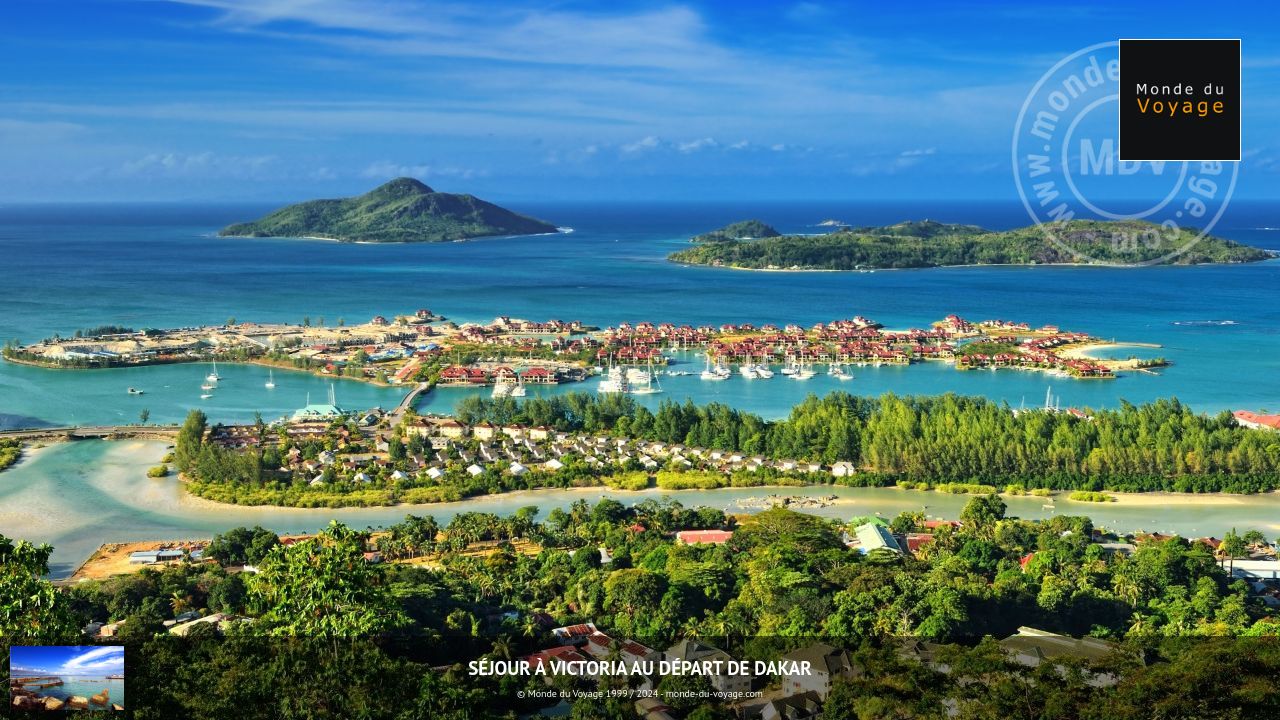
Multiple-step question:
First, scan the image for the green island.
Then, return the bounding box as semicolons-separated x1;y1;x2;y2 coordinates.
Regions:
175;391;1280;509
669;219;1275;269
691;219;781;242
219;177;558;243
4;495;1278;718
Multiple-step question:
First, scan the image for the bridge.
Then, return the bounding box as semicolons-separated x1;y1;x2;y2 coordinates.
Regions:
0;425;180;442
390;382;431;419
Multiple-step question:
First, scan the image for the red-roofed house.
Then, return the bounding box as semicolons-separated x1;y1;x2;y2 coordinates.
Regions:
675;530;734;545
1234;410;1280;431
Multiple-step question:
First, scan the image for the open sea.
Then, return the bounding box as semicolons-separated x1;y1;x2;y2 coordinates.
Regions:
1;200;1278;570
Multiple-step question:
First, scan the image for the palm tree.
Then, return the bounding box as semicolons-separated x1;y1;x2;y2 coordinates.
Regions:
489;635;514;661
170;592;191;616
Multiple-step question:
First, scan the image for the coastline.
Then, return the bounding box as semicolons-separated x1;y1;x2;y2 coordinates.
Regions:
675;258;1273;273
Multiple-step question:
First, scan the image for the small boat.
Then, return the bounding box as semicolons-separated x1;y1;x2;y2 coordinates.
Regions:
829;364;853;381
201;382;216;391
492;380;513;398
265;369;275;389
200;393;213;400
755;365;774;379
205;360;220;383
127;387;144;395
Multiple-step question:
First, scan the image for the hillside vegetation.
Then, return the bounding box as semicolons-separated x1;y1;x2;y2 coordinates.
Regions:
670;219;1273;269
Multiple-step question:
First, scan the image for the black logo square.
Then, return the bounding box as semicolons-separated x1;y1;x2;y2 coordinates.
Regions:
1119;39;1240;161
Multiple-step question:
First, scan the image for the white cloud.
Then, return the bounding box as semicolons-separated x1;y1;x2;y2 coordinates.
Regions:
677;137;718;154
0;118;86;143
61;647;125;675
728;140;750;150
116;151;276;178
849;147;941;176
620;136;661;155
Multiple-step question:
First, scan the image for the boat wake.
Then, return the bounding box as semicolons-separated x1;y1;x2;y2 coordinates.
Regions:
1171;320;1239;327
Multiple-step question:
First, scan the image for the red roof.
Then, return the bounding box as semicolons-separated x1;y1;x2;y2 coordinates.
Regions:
676;529;733;545
524;646;588;670
1234;410;1280;430
905;533;934;553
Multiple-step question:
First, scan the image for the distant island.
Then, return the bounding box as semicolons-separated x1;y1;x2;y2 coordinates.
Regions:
690;219;781;242
669;219;1274;269
219;177;558;243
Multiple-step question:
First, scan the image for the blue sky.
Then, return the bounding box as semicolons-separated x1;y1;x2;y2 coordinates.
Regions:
10;646;124;676
1;0;1277;202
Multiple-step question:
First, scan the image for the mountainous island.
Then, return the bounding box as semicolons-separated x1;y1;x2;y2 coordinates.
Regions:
219;178;558;243
669;219;1274;269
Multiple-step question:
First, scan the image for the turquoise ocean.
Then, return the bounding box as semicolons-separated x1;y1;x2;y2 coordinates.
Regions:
1;200;1278;572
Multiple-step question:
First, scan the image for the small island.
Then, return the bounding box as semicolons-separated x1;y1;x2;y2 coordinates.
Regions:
219;177;558;243
669;219;1274;269
690;219;781;243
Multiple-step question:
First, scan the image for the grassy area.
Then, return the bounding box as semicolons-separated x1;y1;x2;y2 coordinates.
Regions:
1069;490;1117;503
0;439;22;472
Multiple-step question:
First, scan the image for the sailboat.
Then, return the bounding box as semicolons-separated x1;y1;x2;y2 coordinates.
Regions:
265;369;276;389
829;363;853;381
700;355;729;381
206;359;221;383
789;361;816;380
630;358;663;395
509;371;527;397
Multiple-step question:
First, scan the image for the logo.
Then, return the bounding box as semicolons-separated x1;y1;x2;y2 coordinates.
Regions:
1012;41;1237;265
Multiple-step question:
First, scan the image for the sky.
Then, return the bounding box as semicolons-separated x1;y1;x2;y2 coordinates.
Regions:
1;0;1278;202
10;646;125;676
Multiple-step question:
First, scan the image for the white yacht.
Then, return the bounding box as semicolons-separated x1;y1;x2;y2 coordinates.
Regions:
629;360;663;395
789;362;816;380
265;369;276;389
492;379;514;398
509;373;527;397
830;364;854;381
755;364;775;379
597;366;628;393
625;366;652;384
205;360;220;383
699;355;730;381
